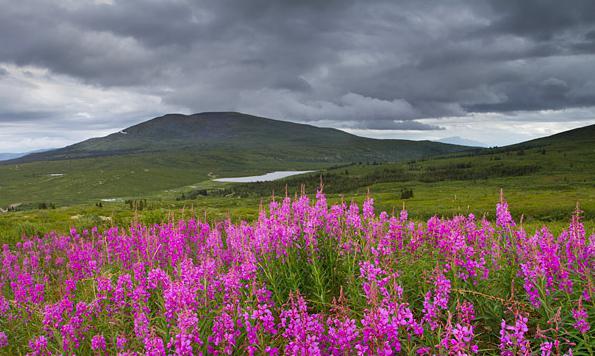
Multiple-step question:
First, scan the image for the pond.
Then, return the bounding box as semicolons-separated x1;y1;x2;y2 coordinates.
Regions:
213;170;315;183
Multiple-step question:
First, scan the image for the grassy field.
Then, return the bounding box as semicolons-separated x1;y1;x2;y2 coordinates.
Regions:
0;150;333;208
1;168;593;246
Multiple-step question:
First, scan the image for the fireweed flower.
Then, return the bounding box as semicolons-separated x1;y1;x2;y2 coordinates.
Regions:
0;192;593;354
362;197;375;220
144;336;166;356
0;331;7;348
540;341;554;356
279;294;324;356
208;304;240;355
439;322;479;354
28;335;48;354
170;309;202;355
116;336;127;350
500;313;531;356
0;295;9;317
457;301;476;325
571;305;589;334
325;316;359;354
422;290;439;331
133;312;150;340
496;197;516;230
91;334;106;352
438;305;479;355
433;272;451;310
357;306;401;355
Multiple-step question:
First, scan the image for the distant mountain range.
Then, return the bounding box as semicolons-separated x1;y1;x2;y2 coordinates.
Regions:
437;136;487;147
0;149;55;162
0;152;24;161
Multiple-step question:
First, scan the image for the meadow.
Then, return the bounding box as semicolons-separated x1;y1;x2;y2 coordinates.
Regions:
0;122;593;354
0;191;592;354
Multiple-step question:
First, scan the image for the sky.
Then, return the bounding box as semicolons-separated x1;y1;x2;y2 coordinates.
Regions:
1;0;595;152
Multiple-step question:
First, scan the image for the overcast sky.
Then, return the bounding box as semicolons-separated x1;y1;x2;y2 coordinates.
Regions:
1;0;595;152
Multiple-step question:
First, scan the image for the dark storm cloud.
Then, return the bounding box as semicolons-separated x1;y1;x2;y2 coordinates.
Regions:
0;110;59;122
485;0;595;40
346;120;444;131
0;0;594;137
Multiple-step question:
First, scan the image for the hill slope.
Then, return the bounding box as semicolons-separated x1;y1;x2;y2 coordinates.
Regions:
511;123;595;148
14;112;468;163
0;112;469;206
205;122;595;222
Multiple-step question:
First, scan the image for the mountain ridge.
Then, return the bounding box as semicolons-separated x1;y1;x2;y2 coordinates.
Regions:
9;112;471;164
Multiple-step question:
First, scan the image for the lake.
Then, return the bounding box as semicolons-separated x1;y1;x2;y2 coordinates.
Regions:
213;170;315;183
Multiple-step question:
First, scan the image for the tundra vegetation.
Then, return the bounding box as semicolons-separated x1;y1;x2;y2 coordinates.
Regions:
0;191;592;354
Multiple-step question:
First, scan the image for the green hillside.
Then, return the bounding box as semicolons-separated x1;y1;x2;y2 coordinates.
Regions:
13;112;469;163
0;112;468;207
511;123;595;148
194;123;595;221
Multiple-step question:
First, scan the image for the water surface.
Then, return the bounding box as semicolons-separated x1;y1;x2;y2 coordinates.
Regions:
213;171;314;183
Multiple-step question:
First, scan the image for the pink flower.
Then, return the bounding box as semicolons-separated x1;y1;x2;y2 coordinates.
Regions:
116;336;127;350
0;332;8;348
571;306;589;334
29;335;48;355
144;336;165;356
279;294;324;356
326;316;359;354
91;334;106;352
500;313;531;356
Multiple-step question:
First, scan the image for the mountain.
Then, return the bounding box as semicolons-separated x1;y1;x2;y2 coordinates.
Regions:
437;136;486;147
511;123;595;148
0;152;24;161
12;112;469;163
0;112;470;206
0;149;55;162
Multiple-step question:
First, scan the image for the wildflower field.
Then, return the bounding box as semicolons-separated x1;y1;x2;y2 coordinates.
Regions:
0;191;592;355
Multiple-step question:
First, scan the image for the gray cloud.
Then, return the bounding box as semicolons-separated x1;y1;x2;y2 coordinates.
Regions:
0;0;594;151
484;0;595;40
0;110;59;122
346;120;444;131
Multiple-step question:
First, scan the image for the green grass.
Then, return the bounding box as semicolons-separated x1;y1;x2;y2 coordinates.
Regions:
0;150;333;207
1;178;593;246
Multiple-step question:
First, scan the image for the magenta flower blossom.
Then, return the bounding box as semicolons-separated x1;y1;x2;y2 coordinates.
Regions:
571;306;589;334
496;197;516;229
325;316;360;354
28;335;48;355
279;294;324;355
144;336;166;356
433;272;451;310
0;332;7;348
116;336;127;350
540;341;554;356
500;313;531;356
0;191;592;354
91;334;106;352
